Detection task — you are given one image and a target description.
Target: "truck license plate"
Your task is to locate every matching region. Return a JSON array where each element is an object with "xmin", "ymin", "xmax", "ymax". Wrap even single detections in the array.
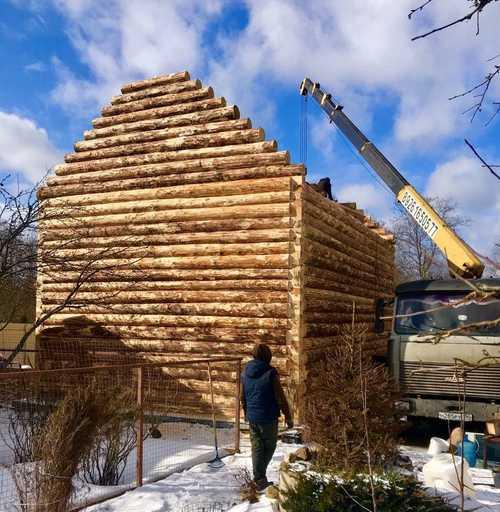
[{"xmin": 438, "ymin": 411, "xmax": 473, "ymax": 422}]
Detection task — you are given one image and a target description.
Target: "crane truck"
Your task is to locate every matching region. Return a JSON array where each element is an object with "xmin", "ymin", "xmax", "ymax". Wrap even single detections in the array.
[{"xmin": 300, "ymin": 78, "xmax": 500, "ymax": 422}]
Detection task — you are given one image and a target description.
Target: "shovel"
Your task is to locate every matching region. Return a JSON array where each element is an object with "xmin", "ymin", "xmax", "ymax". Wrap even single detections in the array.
[{"xmin": 207, "ymin": 361, "xmax": 224, "ymax": 469}]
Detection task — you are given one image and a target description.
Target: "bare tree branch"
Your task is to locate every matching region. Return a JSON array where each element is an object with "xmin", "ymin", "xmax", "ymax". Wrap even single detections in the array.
[
  {"xmin": 485, "ymin": 102, "xmax": 500, "ymax": 125},
  {"xmin": 0, "ymin": 175, "xmax": 149, "ymax": 368},
  {"xmin": 408, "ymin": 0, "xmax": 434, "ymax": 19},
  {"xmin": 410, "ymin": 2, "xmax": 500, "ymax": 124},
  {"xmin": 464, "ymin": 138, "xmax": 500, "ymax": 180},
  {"xmin": 423, "ymin": 317, "xmax": 500, "ymax": 342},
  {"xmin": 449, "ymin": 63, "xmax": 500, "ymax": 123},
  {"xmin": 392, "ymin": 197, "xmax": 469, "ymax": 282},
  {"xmin": 411, "ymin": 0, "xmax": 498, "ymax": 41},
  {"xmin": 476, "ymin": 250, "xmax": 500, "ymax": 270}
]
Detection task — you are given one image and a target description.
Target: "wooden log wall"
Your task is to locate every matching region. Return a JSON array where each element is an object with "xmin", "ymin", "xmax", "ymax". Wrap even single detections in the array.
[
  {"xmin": 298, "ymin": 184, "xmax": 395, "ymax": 418},
  {"xmin": 37, "ymin": 70, "xmax": 304, "ymax": 418},
  {"xmin": 36, "ymin": 70, "xmax": 394, "ymax": 421}
]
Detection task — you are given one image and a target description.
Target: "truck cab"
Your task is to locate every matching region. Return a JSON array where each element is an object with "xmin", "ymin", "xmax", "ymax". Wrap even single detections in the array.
[{"xmin": 389, "ymin": 279, "xmax": 500, "ymax": 422}]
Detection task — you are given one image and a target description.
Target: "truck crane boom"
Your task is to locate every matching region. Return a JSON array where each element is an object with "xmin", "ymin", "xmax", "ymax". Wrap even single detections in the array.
[{"xmin": 300, "ymin": 77, "xmax": 484, "ymax": 279}]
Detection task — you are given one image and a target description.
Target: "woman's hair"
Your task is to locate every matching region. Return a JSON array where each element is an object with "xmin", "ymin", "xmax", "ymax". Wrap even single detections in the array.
[{"xmin": 252, "ymin": 343, "xmax": 272, "ymax": 364}]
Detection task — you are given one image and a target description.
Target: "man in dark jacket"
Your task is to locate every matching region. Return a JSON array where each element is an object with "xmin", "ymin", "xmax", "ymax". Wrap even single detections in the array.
[{"xmin": 241, "ymin": 343, "xmax": 293, "ymax": 491}]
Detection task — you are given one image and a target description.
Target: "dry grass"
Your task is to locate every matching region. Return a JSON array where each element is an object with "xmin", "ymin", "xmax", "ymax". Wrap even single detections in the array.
[
  {"xmin": 9, "ymin": 381, "xmax": 137, "ymax": 511},
  {"xmin": 234, "ymin": 467, "xmax": 259, "ymax": 504}
]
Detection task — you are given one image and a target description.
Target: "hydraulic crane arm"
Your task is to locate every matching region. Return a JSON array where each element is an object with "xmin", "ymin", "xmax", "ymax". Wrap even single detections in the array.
[{"xmin": 300, "ymin": 77, "xmax": 484, "ymax": 279}]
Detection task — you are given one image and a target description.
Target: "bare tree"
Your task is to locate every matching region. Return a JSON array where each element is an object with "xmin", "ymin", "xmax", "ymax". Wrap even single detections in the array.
[
  {"xmin": 392, "ymin": 197, "xmax": 469, "ymax": 282},
  {"xmin": 0, "ymin": 179, "xmax": 39, "ymax": 326},
  {"xmin": 0, "ymin": 175, "xmax": 147, "ymax": 369},
  {"xmin": 409, "ymin": 0, "xmax": 500, "ymax": 175}
]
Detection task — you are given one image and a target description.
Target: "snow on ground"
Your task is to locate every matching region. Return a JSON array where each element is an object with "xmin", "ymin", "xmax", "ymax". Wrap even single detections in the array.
[
  {"xmin": 85, "ymin": 439, "xmax": 500, "ymax": 512},
  {"xmin": 85, "ymin": 435, "xmax": 298, "ymax": 512},
  {"xmin": 0, "ymin": 420, "xmax": 235, "ymax": 511},
  {"xmin": 78, "ymin": 422, "xmax": 236, "ymax": 508},
  {"xmin": 3, "ymin": 410, "xmax": 498, "ymax": 512},
  {"xmin": 401, "ymin": 445, "xmax": 500, "ymax": 512}
]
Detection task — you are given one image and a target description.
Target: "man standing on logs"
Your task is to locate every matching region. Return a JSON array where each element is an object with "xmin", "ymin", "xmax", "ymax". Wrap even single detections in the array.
[{"xmin": 241, "ymin": 343, "xmax": 293, "ymax": 491}]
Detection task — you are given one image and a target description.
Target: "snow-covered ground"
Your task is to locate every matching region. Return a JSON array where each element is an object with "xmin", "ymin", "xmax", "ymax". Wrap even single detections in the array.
[
  {"xmin": 84, "ymin": 439, "xmax": 500, "ymax": 512},
  {"xmin": 400, "ymin": 445, "xmax": 500, "ymax": 512},
  {"xmin": 77, "ymin": 422, "xmax": 235, "ymax": 508},
  {"xmin": 84, "ymin": 435, "xmax": 298, "ymax": 512},
  {"xmin": 0, "ymin": 420, "xmax": 235, "ymax": 511},
  {"xmin": 2, "ymin": 414, "xmax": 499, "ymax": 512}
]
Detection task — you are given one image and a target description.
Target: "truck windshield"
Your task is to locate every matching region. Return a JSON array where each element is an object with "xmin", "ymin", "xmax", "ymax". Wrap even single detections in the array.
[{"xmin": 395, "ymin": 292, "xmax": 500, "ymax": 336}]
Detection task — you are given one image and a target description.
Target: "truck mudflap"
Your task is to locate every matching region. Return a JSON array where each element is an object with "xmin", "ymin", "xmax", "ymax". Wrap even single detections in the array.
[{"xmin": 404, "ymin": 397, "xmax": 500, "ymax": 423}]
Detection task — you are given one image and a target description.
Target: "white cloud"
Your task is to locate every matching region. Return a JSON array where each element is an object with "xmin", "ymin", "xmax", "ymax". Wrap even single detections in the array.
[
  {"xmin": 426, "ymin": 155, "xmax": 500, "ymax": 213},
  {"xmin": 44, "ymin": 0, "xmax": 500, "ymax": 145},
  {"xmin": 207, "ymin": 0, "xmax": 499, "ymax": 147},
  {"xmin": 49, "ymin": 0, "xmax": 226, "ymax": 116},
  {"xmin": 426, "ymin": 154, "xmax": 500, "ymax": 255},
  {"xmin": 336, "ymin": 181, "xmax": 395, "ymax": 223},
  {"xmin": 15, "ymin": 0, "xmax": 498, "ymax": 259},
  {"xmin": 0, "ymin": 112, "xmax": 62, "ymax": 183},
  {"xmin": 309, "ymin": 115, "xmax": 337, "ymax": 161},
  {"xmin": 25, "ymin": 61, "xmax": 46, "ymax": 72}
]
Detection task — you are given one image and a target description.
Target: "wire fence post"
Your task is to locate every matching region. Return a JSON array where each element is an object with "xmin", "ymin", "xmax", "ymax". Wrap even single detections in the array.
[
  {"xmin": 136, "ymin": 366, "xmax": 144, "ymax": 487},
  {"xmin": 234, "ymin": 359, "xmax": 241, "ymax": 453}
]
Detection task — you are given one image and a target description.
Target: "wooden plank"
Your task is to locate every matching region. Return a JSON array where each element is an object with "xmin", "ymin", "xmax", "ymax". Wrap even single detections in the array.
[
  {"xmin": 46, "ymin": 155, "xmax": 294, "ymax": 188},
  {"xmin": 136, "ymin": 367, "xmax": 144, "ymax": 487},
  {"xmin": 40, "ymin": 253, "xmax": 291, "ymax": 271},
  {"xmin": 42, "ymin": 228, "xmax": 292, "ymax": 250},
  {"xmin": 66, "ymin": 126, "xmax": 263, "ymax": 162},
  {"xmin": 43, "ymin": 289, "xmax": 287, "ymax": 304},
  {"xmin": 42, "ymin": 203, "xmax": 291, "ymax": 229},
  {"xmin": 39, "ymin": 325, "xmax": 288, "ymax": 343},
  {"xmin": 39, "ymin": 267, "xmax": 290, "ymax": 283},
  {"xmin": 42, "ymin": 302, "xmax": 289, "ymax": 318},
  {"xmin": 95, "ymin": 87, "xmax": 215, "ymax": 127},
  {"xmin": 44, "ymin": 313, "xmax": 289, "ymax": 329}
]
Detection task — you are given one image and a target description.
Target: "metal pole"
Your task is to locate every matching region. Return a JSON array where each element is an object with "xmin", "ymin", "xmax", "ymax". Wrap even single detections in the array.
[
  {"xmin": 136, "ymin": 366, "xmax": 144, "ymax": 487},
  {"xmin": 234, "ymin": 359, "xmax": 241, "ymax": 453}
]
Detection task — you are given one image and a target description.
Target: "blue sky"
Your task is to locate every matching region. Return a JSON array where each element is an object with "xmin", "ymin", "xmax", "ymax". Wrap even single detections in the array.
[{"xmin": 0, "ymin": 0, "xmax": 499, "ymax": 256}]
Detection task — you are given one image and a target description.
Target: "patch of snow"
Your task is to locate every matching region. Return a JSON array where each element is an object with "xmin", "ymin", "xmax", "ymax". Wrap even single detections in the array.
[
  {"xmin": 228, "ymin": 497, "xmax": 275, "ymax": 512},
  {"xmin": 84, "ymin": 436, "xmax": 300, "ymax": 512},
  {"xmin": 0, "ymin": 420, "xmax": 235, "ymax": 511},
  {"xmin": 402, "ymin": 445, "xmax": 500, "ymax": 512},
  {"xmin": 83, "ymin": 440, "xmax": 500, "ymax": 512}
]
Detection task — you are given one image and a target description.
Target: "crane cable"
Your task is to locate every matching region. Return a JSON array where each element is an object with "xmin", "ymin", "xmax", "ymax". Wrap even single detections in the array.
[{"xmin": 331, "ymin": 120, "xmax": 396, "ymax": 200}]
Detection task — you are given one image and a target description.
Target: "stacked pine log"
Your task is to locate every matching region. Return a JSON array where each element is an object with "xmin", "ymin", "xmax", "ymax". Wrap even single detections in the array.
[
  {"xmin": 36, "ymin": 71, "xmax": 394, "ymax": 420},
  {"xmin": 37, "ymin": 71, "xmax": 304, "ymax": 417},
  {"xmin": 299, "ymin": 185, "xmax": 394, "ymax": 402}
]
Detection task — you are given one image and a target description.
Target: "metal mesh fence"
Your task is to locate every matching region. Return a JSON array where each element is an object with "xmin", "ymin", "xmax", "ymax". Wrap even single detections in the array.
[
  {"xmin": 0, "ymin": 357, "xmax": 241, "ymax": 511},
  {"xmin": 180, "ymin": 501, "xmax": 234, "ymax": 512}
]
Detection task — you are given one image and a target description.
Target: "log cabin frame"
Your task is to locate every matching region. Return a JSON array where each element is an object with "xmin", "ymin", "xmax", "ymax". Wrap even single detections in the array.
[{"xmin": 37, "ymin": 71, "xmax": 394, "ymax": 422}]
